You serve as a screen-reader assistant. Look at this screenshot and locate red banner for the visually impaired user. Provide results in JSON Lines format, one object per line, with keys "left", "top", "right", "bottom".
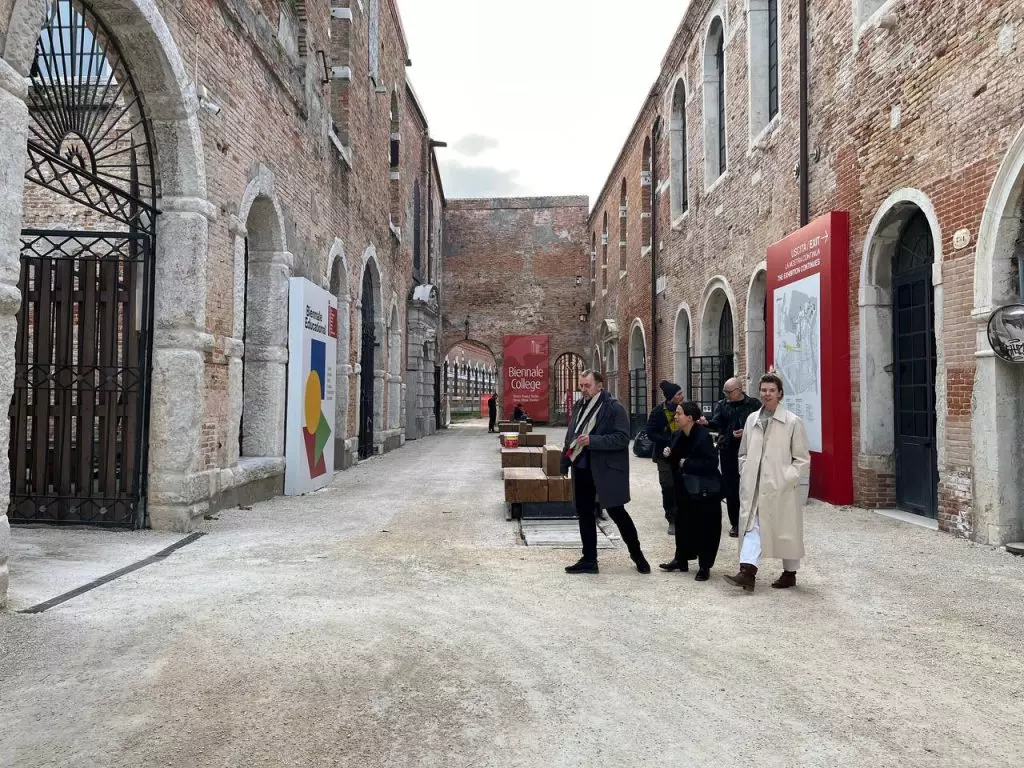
{"left": 766, "top": 211, "right": 852, "bottom": 505}
{"left": 502, "top": 335, "right": 550, "bottom": 422}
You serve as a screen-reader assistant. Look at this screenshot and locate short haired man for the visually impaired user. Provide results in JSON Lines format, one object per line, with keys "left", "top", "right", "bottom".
{"left": 487, "top": 392, "right": 498, "bottom": 433}
{"left": 724, "top": 372, "right": 811, "bottom": 591}
{"left": 646, "top": 380, "right": 685, "bottom": 535}
{"left": 700, "top": 377, "right": 761, "bottom": 538}
{"left": 560, "top": 370, "right": 650, "bottom": 575}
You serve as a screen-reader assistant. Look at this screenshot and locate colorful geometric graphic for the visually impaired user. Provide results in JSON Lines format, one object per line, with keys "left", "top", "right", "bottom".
{"left": 303, "top": 338, "right": 331, "bottom": 478}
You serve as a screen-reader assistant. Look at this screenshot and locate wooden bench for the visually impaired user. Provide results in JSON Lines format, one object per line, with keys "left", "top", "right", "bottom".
{"left": 501, "top": 447, "right": 543, "bottom": 469}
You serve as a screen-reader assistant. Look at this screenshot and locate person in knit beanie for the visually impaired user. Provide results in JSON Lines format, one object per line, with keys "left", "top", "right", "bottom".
{"left": 647, "top": 380, "right": 685, "bottom": 535}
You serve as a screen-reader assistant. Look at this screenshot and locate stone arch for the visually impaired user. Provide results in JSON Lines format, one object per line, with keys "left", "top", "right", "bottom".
{"left": 669, "top": 76, "right": 689, "bottom": 219}
{"left": 673, "top": 302, "right": 693, "bottom": 388}
{"left": 2, "top": 0, "right": 212, "bottom": 532}
{"left": 328, "top": 239, "right": 351, "bottom": 464}
{"left": 627, "top": 319, "right": 648, "bottom": 430}
{"left": 237, "top": 175, "right": 291, "bottom": 461}
{"left": 698, "top": 275, "right": 738, "bottom": 357}
{"left": 388, "top": 302, "right": 402, "bottom": 430}
{"left": 599, "top": 319, "right": 620, "bottom": 399}
{"left": 592, "top": 344, "right": 603, "bottom": 372}
{"left": 745, "top": 263, "right": 768, "bottom": 385}
{"left": 971, "top": 125, "right": 1024, "bottom": 545}
{"left": 859, "top": 189, "right": 944, "bottom": 515}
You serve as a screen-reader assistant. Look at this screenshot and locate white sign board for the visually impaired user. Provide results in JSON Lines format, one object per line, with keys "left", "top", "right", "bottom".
{"left": 773, "top": 272, "right": 823, "bottom": 452}
{"left": 285, "top": 278, "right": 338, "bottom": 495}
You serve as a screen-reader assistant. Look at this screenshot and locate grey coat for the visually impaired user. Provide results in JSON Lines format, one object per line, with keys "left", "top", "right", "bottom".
{"left": 560, "top": 390, "right": 632, "bottom": 508}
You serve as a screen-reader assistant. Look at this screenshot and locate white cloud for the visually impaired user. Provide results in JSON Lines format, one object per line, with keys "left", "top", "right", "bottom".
{"left": 452, "top": 133, "right": 501, "bottom": 157}
{"left": 438, "top": 158, "right": 522, "bottom": 198}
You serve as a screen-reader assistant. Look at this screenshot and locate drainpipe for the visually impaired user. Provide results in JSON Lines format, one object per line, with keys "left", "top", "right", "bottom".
{"left": 798, "top": 0, "right": 810, "bottom": 226}
{"left": 650, "top": 117, "right": 661, "bottom": 407}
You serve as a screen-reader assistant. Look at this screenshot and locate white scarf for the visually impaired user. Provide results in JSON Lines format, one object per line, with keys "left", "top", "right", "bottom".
{"left": 567, "top": 393, "right": 603, "bottom": 463}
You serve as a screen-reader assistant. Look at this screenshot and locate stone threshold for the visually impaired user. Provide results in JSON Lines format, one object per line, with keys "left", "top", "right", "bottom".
{"left": 872, "top": 508, "right": 940, "bottom": 531}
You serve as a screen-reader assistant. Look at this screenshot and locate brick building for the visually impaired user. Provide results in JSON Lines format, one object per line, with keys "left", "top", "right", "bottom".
{"left": 0, "top": 0, "right": 454, "bottom": 603}
{"left": 442, "top": 197, "right": 591, "bottom": 425}
{"left": 588, "top": 0, "right": 1024, "bottom": 544}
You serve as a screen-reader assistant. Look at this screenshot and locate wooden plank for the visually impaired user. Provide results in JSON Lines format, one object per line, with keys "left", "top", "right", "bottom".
{"left": 53, "top": 255, "right": 74, "bottom": 515}
{"left": 500, "top": 447, "right": 543, "bottom": 469}
{"left": 11, "top": 254, "right": 33, "bottom": 502}
{"left": 520, "top": 433, "right": 546, "bottom": 447}
{"left": 99, "top": 255, "right": 120, "bottom": 510}
{"left": 503, "top": 467, "right": 548, "bottom": 503}
{"left": 119, "top": 253, "right": 139, "bottom": 503}
{"left": 548, "top": 476, "right": 573, "bottom": 502}
{"left": 31, "top": 250, "right": 53, "bottom": 513}
{"left": 543, "top": 446, "right": 563, "bottom": 476}
{"left": 77, "top": 255, "right": 98, "bottom": 502}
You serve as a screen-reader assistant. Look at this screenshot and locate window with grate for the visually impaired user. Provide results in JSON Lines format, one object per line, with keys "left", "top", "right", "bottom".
{"left": 718, "top": 303, "right": 734, "bottom": 356}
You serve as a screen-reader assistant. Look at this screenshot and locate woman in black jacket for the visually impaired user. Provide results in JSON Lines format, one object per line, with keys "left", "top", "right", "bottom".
{"left": 658, "top": 401, "right": 724, "bottom": 581}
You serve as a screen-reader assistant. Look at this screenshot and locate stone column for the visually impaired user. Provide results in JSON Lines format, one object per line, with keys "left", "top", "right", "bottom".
{"left": 0, "top": 59, "right": 29, "bottom": 607}
{"left": 147, "top": 196, "right": 216, "bottom": 531}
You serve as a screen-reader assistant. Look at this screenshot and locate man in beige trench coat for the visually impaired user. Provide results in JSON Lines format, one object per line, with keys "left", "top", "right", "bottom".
{"left": 724, "top": 372, "right": 811, "bottom": 591}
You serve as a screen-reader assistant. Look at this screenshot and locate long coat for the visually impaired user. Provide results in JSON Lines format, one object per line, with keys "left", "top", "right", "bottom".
{"left": 560, "top": 390, "right": 631, "bottom": 508}
{"left": 737, "top": 404, "right": 811, "bottom": 560}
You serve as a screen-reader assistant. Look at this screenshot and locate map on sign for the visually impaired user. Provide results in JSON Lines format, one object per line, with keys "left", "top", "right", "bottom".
{"left": 773, "top": 272, "right": 823, "bottom": 452}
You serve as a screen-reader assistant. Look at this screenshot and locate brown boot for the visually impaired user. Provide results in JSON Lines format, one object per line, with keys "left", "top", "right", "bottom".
{"left": 724, "top": 564, "right": 757, "bottom": 591}
{"left": 771, "top": 571, "right": 797, "bottom": 589}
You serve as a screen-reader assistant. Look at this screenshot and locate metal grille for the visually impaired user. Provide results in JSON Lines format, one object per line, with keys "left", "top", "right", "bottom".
{"left": 719, "top": 302, "right": 734, "bottom": 356}
{"left": 358, "top": 270, "right": 375, "bottom": 459}
{"left": 628, "top": 368, "right": 648, "bottom": 438}
{"left": 893, "top": 211, "right": 937, "bottom": 517}
{"left": 12, "top": 0, "right": 156, "bottom": 527}
{"left": 688, "top": 355, "right": 734, "bottom": 417}
{"left": 553, "top": 353, "right": 585, "bottom": 426}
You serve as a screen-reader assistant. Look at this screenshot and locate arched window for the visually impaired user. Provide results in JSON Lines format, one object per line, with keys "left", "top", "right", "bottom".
{"left": 413, "top": 180, "right": 422, "bottom": 276}
{"left": 590, "top": 232, "right": 597, "bottom": 300}
{"left": 389, "top": 91, "right": 400, "bottom": 169}
{"left": 368, "top": 0, "right": 381, "bottom": 84}
{"left": 719, "top": 302, "right": 734, "bottom": 357}
{"left": 704, "top": 17, "right": 727, "bottom": 182}
{"left": 641, "top": 138, "right": 653, "bottom": 250}
{"left": 670, "top": 79, "right": 688, "bottom": 218}
{"left": 749, "top": 0, "right": 780, "bottom": 139}
{"left": 619, "top": 179, "right": 628, "bottom": 273}
{"left": 601, "top": 212, "right": 609, "bottom": 289}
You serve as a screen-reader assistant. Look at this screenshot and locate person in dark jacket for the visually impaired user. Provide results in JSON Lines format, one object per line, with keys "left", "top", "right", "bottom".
{"left": 560, "top": 370, "right": 650, "bottom": 575}
{"left": 646, "top": 380, "right": 685, "bottom": 536}
{"left": 701, "top": 378, "right": 761, "bottom": 538}
{"left": 513, "top": 403, "right": 528, "bottom": 422}
{"left": 487, "top": 393, "right": 497, "bottom": 432}
{"left": 659, "top": 401, "right": 724, "bottom": 581}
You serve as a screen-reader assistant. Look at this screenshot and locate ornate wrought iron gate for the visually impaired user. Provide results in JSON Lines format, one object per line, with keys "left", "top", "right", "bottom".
{"left": 553, "top": 352, "right": 585, "bottom": 426}
{"left": 687, "top": 355, "right": 734, "bottom": 418}
{"left": 10, "top": 0, "right": 157, "bottom": 526}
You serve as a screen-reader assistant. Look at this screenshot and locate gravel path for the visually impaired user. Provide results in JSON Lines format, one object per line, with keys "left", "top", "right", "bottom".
{"left": 1, "top": 421, "right": 1022, "bottom": 767}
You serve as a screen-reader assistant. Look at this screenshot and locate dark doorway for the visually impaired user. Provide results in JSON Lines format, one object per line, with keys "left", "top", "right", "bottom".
{"left": 358, "top": 270, "right": 376, "bottom": 460}
{"left": 628, "top": 368, "right": 648, "bottom": 438}
{"left": 11, "top": 0, "right": 157, "bottom": 527}
{"left": 892, "top": 211, "right": 938, "bottom": 518}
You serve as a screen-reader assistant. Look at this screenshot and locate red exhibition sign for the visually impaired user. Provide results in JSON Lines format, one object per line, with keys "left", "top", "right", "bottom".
{"left": 502, "top": 335, "right": 550, "bottom": 422}
{"left": 766, "top": 211, "right": 853, "bottom": 505}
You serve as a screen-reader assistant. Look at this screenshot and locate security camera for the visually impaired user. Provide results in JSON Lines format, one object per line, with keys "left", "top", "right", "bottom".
{"left": 201, "top": 99, "right": 221, "bottom": 116}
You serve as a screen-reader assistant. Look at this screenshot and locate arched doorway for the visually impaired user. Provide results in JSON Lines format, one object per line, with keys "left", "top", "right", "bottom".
{"left": 628, "top": 322, "right": 647, "bottom": 437}
{"left": 694, "top": 281, "right": 736, "bottom": 414}
{"left": 861, "top": 196, "right": 941, "bottom": 520}
{"left": 553, "top": 352, "right": 585, "bottom": 426}
{"left": 746, "top": 268, "right": 768, "bottom": 385}
{"left": 358, "top": 267, "right": 378, "bottom": 459}
{"left": 673, "top": 305, "right": 691, "bottom": 391}
{"left": 891, "top": 211, "right": 938, "bottom": 518}
{"left": 10, "top": 0, "right": 157, "bottom": 526}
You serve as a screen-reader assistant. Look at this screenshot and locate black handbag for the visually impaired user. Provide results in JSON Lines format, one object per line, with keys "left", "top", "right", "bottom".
{"left": 632, "top": 431, "right": 654, "bottom": 458}
{"left": 682, "top": 473, "right": 722, "bottom": 498}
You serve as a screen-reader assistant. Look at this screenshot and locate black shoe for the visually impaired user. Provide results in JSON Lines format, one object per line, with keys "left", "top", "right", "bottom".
{"left": 658, "top": 559, "right": 689, "bottom": 572}
{"left": 729, "top": 526, "right": 738, "bottom": 538}
{"left": 695, "top": 568, "right": 710, "bottom": 581}
{"left": 565, "top": 558, "right": 599, "bottom": 574}
{"left": 632, "top": 554, "right": 651, "bottom": 574}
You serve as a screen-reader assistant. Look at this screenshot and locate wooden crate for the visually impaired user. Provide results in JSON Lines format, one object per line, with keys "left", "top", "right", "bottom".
{"left": 548, "top": 476, "right": 573, "bottom": 502}
{"left": 520, "top": 433, "right": 546, "bottom": 447}
{"left": 543, "top": 446, "right": 563, "bottom": 476}
{"left": 501, "top": 447, "right": 543, "bottom": 468}
{"left": 504, "top": 467, "right": 549, "bottom": 503}
{"left": 517, "top": 421, "right": 533, "bottom": 434}
{"left": 497, "top": 421, "right": 515, "bottom": 433}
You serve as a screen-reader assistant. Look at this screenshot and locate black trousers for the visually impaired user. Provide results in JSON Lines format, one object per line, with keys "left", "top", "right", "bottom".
{"left": 656, "top": 459, "right": 675, "bottom": 522}
{"left": 720, "top": 448, "right": 741, "bottom": 529}
{"left": 673, "top": 491, "right": 723, "bottom": 570}
{"left": 572, "top": 466, "right": 642, "bottom": 562}
{"left": 488, "top": 412, "right": 496, "bottom": 432}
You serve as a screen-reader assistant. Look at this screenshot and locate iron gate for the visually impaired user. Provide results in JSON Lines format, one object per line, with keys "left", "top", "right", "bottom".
{"left": 11, "top": 0, "right": 157, "bottom": 526}
{"left": 687, "top": 355, "right": 734, "bottom": 418}
{"left": 358, "top": 270, "right": 375, "bottom": 459}
{"left": 628, "top": 368, "right": 647, "bottom": 438}
{"left": 553, "top": 353, "right": 585, "bottom": 426}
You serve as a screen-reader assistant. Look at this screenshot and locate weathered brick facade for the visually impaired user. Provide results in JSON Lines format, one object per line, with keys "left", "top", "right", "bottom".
{"left": 588, "top": 0, "right": 1024, "bottom": 544}
{"left": 442, "top": 197, "right": 590, "bottom": 421}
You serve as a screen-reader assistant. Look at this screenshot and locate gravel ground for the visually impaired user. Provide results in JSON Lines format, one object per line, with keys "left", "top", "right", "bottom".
{"left": 1, "top": 420, "right": 1022, "bottom": 768}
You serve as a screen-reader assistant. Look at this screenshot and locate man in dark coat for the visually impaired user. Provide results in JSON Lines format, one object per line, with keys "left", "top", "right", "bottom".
{"left": 646, "top": 380, "right": 685, "bottom": 535}
{"left": 701, "top": 377, "right": 761, "bottom": 537}
{"left": 560, "top": 370, "right": 650, "bottom": 575}
{"left": 487, "top": 393, "right": 497, "bottom": 432}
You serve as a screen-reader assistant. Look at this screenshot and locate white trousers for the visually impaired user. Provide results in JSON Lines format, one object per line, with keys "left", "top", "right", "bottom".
{"left": 740, "top": 517, "right": 800, "bottom": 572}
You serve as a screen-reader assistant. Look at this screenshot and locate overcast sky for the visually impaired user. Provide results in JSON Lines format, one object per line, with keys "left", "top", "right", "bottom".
{"left": 399, "top": 0, "right": 690, "bottom": 205}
